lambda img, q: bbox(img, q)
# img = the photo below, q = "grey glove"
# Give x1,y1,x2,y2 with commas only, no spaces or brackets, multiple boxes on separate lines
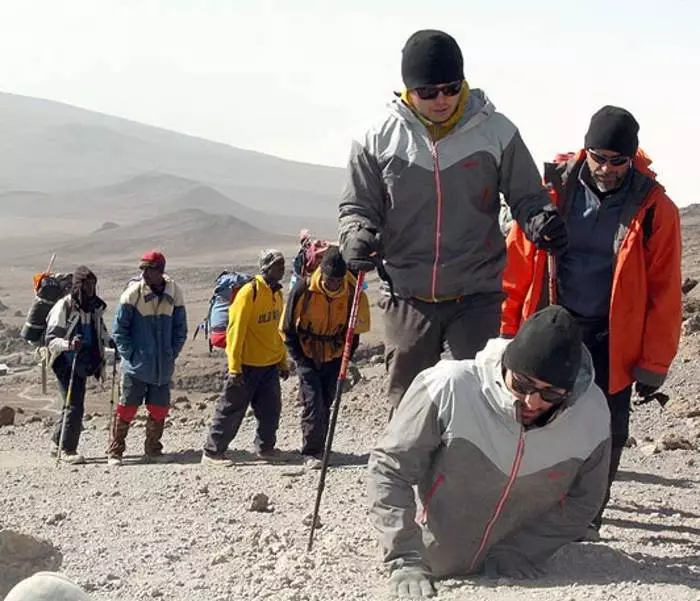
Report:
388,567,435,599
483,553,543,580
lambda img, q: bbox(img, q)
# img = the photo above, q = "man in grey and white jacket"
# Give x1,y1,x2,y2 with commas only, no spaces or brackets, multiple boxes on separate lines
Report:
339,30,568,409
368,306,611,598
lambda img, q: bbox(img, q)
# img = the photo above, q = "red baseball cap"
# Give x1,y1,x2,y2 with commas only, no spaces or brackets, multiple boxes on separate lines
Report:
139,250,166,272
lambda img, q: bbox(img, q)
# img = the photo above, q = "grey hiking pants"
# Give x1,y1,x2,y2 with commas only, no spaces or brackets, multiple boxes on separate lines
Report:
381,292,502,408
203,365,282,456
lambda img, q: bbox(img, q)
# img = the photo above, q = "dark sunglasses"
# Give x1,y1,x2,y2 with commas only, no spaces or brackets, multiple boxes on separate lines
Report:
587,149,630,167
510,373,571,404
413,80,463,100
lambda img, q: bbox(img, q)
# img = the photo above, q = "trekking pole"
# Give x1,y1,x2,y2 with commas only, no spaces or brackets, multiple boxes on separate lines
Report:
547,252,558,305
307,270,366,552
56,352,78,466
108,356,118,445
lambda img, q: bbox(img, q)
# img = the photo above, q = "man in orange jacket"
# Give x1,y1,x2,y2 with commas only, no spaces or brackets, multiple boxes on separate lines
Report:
501,106,682,539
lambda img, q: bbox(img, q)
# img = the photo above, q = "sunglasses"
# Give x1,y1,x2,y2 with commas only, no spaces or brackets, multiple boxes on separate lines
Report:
510,373,571,404
413,80,463,100
587,149,630,167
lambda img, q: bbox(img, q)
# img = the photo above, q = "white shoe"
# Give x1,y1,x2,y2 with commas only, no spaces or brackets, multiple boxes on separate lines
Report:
201,453,234,468
107,455,123,466
63,453,86,465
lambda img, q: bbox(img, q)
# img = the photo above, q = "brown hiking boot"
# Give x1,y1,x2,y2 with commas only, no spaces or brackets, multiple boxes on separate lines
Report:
144,415,166,461
107,417,131,466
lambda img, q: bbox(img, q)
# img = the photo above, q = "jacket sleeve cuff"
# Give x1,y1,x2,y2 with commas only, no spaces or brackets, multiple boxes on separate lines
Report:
632,366,666,388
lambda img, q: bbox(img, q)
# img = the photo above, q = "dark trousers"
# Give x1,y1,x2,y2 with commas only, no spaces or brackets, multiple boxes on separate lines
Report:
382,293,502,408
298,358,341,456
578,319,632,527
51,357,87,453
203,365,281,456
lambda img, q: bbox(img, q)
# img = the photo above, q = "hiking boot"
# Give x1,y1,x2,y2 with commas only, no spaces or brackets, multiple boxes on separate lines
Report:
144,415,166,461
255,448,286,463
62,452,86,465
303,454,323,470
106,417,130,465
201,452,234,468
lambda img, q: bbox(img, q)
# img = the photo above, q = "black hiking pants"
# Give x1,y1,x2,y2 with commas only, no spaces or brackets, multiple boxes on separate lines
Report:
381,293,502,408
51,356,87,453
203,365,281,456
576,318,632,528
297,357,341,457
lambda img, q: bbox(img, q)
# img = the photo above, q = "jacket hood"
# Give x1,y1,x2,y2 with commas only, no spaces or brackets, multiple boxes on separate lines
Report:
474,337,596,425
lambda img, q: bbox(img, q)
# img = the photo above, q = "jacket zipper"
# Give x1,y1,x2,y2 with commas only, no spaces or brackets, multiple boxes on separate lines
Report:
468,425,526,572
431,141,443,301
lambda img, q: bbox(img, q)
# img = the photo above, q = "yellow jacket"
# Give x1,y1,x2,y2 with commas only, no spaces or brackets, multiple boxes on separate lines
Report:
226,275,287,374
280,269,370,363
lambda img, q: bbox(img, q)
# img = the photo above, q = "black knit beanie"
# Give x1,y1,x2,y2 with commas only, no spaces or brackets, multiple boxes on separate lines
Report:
401,30,464,89
584,106,639,157
71,265,96,294
320,246,347,279
503,306,583,391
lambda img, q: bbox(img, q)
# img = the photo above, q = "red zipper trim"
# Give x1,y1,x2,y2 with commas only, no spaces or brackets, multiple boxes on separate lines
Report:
418,472,446,524
469,427,526,571
430,143,443,301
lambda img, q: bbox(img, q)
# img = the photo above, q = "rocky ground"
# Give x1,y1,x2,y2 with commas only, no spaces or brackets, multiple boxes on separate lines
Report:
0,264,699,601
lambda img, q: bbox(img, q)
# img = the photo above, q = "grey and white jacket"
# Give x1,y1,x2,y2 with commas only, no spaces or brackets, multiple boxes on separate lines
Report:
46,294,112,378
339,90,551,300
367,337,611,577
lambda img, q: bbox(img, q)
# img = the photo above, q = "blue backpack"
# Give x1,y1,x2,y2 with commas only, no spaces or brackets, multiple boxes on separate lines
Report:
193,271,255,351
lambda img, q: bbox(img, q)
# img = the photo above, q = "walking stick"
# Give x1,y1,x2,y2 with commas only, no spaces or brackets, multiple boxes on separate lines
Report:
307,270,366,551
56,352,78,466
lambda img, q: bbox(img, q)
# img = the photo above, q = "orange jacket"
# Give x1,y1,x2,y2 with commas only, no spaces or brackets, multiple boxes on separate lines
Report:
501,149,682,394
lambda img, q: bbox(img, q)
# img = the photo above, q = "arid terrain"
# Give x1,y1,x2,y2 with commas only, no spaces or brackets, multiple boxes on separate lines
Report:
0,94,698,601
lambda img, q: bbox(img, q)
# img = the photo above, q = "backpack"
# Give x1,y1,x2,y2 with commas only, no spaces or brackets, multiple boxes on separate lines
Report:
290,230,333,290
20,272,73,345
193,271,256,352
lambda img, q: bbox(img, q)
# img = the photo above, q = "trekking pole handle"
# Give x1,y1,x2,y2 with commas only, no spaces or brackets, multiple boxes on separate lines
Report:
339,271,365,380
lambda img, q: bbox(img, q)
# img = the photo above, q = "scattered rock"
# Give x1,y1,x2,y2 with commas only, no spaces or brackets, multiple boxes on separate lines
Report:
640,443,660,457
15,407,24,414
0,364,8,377
624,436,638,448
249,493,273,513
659,433,695,451
24,415,42,424
0,300,8,312
198,485,209,495
688,458,696,467
45,512,67,526
682,314,700,335
302,513,323,529
0,530,63,598
0,406,16,426
13,310,22,318
197,402,208,411
682,277,699,295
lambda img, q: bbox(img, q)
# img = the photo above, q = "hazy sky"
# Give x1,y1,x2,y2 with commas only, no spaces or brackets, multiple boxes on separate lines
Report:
0,0,698,204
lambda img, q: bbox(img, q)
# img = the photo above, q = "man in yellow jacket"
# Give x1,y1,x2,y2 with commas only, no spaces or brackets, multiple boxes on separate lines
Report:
281,247,370,468
202,249,289,467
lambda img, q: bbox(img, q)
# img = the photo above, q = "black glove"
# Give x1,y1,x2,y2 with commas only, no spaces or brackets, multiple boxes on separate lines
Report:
635,382,660,398
525,206,568,256
341,228,381,272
